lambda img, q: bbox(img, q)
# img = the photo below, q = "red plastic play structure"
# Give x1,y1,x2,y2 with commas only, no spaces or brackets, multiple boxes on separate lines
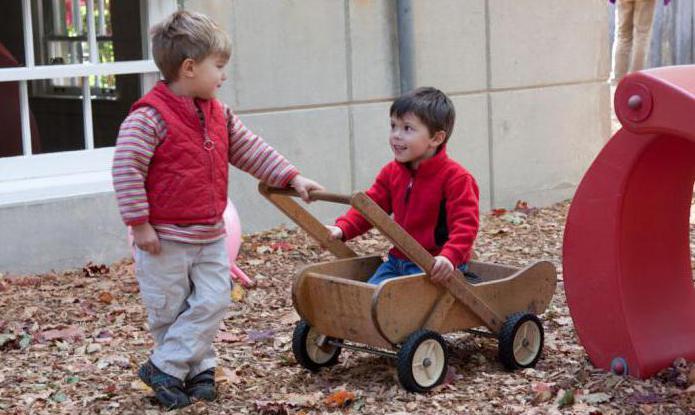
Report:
563,66,695,379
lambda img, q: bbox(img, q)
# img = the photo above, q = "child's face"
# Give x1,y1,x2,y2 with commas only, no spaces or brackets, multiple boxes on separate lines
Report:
190,53,228,99
389,112,444,168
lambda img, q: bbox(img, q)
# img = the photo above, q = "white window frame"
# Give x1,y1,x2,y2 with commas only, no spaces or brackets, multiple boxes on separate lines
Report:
0,0,176,206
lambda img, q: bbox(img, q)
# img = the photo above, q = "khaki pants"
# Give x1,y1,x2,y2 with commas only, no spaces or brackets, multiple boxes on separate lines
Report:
135,238,231,380
611,0,656,82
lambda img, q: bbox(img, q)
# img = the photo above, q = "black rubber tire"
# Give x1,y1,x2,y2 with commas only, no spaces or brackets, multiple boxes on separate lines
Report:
291,320,341,372
498,312,544,371
396,329,449,393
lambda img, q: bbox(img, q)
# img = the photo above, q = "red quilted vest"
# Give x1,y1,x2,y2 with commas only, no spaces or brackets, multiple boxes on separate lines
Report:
130,81,229,225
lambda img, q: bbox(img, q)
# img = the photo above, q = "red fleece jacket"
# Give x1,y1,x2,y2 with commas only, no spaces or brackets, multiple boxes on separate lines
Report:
336,148,479,267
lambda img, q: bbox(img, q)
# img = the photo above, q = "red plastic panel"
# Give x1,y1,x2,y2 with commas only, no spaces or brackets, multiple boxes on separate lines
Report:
564,67,695,378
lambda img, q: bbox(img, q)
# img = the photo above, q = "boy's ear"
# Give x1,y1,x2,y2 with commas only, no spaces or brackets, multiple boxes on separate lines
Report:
431,130,446,147
180,58,196,79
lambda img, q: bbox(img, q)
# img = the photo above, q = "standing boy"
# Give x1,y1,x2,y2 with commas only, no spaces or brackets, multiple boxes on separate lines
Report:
112,11,322,409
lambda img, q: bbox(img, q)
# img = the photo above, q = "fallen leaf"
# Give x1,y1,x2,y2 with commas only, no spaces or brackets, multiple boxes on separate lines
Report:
214,367,241,385
0,333,16,348
271,242,294,251
256,245,273,255
324,390,355,409
98,291,114,304
5,275,42,287
556,389,575,409
487,228,510,236
440,365,456,387
531,382,556,405
514,200,537,216
216,332,244,343
580,392,611,404
83,262,110,278
231,284,245,302
279,310,299,325
18,333,31,350
501,211,527,225
254,400,289,415
38,326,84,343
50,391,67,403
119,282,139,293
20,307,38,320
247,330,275,343
627,392,664,404
490,208,508,217
96,355,130,369
86,343,102,354
286,392,322,407
94,329,113,343
131,380,151,391
688,365,695,386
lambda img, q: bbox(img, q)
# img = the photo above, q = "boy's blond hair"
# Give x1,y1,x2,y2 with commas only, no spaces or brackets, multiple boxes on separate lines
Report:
150,10,231,81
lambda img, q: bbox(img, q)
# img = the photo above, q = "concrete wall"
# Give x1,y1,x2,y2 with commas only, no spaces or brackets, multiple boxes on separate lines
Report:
196,0,610,224
0,0,611,273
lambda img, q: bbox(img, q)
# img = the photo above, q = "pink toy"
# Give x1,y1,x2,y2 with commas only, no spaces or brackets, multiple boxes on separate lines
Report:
222,199,254,287
128,199,253,287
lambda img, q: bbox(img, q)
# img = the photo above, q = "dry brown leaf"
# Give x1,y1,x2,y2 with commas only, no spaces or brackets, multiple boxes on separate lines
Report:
38,326,84,343
98,291,114,304
231,284,245,302
324,390,355,408
216,332,244,343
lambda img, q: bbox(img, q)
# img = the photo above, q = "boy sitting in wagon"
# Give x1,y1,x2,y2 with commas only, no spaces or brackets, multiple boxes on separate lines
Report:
326,87,479,285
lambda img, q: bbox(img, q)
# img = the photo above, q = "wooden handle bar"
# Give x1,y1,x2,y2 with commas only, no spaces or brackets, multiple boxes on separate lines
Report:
262,186,352,205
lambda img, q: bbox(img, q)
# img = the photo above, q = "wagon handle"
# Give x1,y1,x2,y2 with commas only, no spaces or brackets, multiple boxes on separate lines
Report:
258,183,358,259
350,192,505,333
260,186,352,205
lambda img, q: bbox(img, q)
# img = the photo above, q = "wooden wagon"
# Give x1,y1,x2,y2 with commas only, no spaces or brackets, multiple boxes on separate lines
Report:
260,184,556,392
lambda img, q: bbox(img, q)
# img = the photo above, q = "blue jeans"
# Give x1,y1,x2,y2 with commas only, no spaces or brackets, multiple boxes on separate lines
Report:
367,254,469,285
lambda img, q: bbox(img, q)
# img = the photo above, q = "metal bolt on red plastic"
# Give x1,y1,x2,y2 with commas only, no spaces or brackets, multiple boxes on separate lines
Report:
610,357,628,376
628,95,642,110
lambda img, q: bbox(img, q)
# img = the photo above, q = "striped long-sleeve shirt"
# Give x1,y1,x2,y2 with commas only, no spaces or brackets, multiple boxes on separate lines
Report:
112,104,299,244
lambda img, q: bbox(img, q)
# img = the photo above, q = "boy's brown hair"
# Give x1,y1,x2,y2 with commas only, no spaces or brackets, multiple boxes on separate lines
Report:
150,10,231,81
390,87,456,147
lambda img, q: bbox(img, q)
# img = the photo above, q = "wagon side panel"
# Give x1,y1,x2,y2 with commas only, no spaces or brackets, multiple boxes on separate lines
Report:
295,273,392,349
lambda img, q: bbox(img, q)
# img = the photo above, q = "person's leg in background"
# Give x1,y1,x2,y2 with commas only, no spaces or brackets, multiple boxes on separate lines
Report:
611,0,636,83
631,0,657,72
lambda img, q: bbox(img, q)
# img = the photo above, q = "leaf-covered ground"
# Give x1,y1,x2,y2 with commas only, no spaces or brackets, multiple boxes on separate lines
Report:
2,201,695,414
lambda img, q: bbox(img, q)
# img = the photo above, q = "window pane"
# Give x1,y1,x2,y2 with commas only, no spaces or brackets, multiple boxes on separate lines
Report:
0,81,38,158
29,78,86,154
93,73,142,149
45,40,85,65
1,1,142,68
0,2,26,67
35,0,144,67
